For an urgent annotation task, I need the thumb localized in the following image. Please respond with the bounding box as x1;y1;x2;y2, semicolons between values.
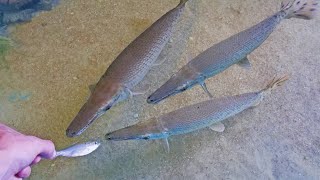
35;139;56;159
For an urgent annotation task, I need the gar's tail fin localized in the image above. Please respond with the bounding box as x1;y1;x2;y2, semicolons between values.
281;0;318;19
262;75;289;93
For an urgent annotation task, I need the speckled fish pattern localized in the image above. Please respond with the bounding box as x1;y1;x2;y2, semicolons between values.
106;76;288;141
106;92;262;140
103;1;187;88
66;0;189;137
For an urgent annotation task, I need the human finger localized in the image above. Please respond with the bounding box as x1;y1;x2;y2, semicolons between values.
31;156;42;165
15;166;31;178
34;139;56;159
10;176;22;180
26;136;56;159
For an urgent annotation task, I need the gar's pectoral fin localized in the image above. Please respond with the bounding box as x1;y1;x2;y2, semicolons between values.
161;138;170;153
199;81;213;98
89;84;96;93
153;57;167;66
128;85;150;98
209;122;225;132
237;56;251;69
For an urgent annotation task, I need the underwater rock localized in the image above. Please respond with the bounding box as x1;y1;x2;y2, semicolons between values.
0;0;59;12
0;0;59;31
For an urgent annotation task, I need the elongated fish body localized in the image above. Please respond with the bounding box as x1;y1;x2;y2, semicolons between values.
66;0;190;137
147;0;318;104
107;92;262;140
103;1;187;87
106;76;288;141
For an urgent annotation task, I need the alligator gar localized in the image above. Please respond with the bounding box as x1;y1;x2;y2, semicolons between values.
66;0;190;137
106;76;288;151
147;0;317;104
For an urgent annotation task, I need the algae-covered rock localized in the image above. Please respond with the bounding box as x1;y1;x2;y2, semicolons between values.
0;0;60;27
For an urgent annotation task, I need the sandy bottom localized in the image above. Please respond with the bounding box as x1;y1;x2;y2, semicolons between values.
0;0;319;179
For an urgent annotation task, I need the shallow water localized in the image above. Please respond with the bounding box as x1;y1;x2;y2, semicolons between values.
1;0;320;179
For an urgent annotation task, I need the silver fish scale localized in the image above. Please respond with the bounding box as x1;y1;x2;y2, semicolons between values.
159;92;262;135
189;12;284;77
103;5;186;88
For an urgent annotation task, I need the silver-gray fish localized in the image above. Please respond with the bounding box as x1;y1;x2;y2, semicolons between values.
147;0;317;104
54;140;101;158
66;0;190;137
106;76;288;151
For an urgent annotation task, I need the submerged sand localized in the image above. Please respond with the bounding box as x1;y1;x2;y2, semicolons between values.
0;0;319;179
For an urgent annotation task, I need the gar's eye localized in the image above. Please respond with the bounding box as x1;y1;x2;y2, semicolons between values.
178;84;188;91
104;106;111;111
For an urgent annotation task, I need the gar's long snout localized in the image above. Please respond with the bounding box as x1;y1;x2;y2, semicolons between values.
105;119;167;140
66;81;124;137
66;103;106;137
147;66;201;104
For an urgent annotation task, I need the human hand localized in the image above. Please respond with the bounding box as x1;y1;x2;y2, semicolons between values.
0;123;56;180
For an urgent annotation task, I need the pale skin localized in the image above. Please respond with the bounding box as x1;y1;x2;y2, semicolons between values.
0;123;56;180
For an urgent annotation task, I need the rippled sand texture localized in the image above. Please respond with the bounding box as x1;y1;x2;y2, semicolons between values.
0;0;319;179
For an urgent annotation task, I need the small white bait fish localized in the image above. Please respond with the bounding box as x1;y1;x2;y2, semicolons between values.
55;141;101;158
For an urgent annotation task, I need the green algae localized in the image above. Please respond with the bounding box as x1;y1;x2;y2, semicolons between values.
0;36;11;69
